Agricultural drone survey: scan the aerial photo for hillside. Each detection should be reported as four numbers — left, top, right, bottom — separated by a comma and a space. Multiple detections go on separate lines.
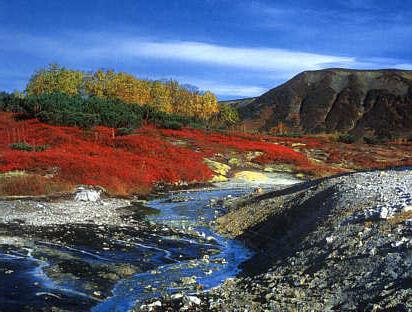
236, 69, 412, 137
219, 97, 256, 108
0, 67, 411, 197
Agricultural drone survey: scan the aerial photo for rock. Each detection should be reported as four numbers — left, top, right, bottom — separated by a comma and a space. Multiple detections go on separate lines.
208, 169, 412, 311
204, 159, 231, 176
228, 158, 241, 166
184, 295, 201, 306
140, 300, 162, 311
180, 276, 197, 285
75, 187, 101, 202
233, 171, 269, 182
254, 187, 264, 194
148, 300, 162, 308
167, 196, 191, 203
93, 291, 102, 297
211, 175, 229, 183
171, 293, 184, 300
206, 236, 216, 242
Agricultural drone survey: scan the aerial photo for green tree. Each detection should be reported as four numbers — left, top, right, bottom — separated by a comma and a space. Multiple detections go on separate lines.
215, 103, 239, 127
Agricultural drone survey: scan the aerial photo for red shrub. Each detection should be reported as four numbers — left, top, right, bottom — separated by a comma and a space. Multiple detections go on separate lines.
160, 128, 309, 166
0, 113, 212, 195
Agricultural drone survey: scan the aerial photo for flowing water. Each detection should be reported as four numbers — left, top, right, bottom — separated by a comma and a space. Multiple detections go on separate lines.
0, 172, 300, 311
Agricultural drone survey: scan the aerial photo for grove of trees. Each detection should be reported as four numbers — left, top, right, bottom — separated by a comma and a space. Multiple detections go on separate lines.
26, 65, 220, 120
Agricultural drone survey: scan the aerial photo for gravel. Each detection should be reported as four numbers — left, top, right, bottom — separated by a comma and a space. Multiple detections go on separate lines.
145, 168, 412, 311
0, 195, 134, 227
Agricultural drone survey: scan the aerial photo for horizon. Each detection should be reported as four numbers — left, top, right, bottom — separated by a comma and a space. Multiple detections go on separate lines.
1, 0, 412, 100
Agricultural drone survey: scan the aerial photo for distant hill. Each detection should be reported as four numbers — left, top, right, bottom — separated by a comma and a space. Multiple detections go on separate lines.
219, 97, 256, 108
235, 69, 412, 137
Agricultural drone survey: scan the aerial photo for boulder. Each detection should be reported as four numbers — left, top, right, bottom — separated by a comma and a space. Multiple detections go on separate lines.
74, 187, 101, 202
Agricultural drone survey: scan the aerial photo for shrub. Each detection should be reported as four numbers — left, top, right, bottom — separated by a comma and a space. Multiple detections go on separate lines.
17, 93, 203, 130
363, 136, 377, 144
10, 142, 49, 152
159, 120, 183, 130
337, 134, 356, 144
0, 92, 24, 112
213, 104, 240, 128
116, 127, 135, 136
275, 133, 303, 138
363, 135, 392, 145
0, 113, 213, 195
0, 174, 72, 196
26, 65, 219, 120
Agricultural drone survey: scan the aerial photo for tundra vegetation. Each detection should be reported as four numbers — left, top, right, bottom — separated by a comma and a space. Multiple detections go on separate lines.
0, 65, 411, 196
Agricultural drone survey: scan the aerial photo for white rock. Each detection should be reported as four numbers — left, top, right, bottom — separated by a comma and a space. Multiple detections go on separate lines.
75, 188, 101, 202
148, 300, 162, 308
171, 293, 184, 300
379, 207, 389, 219
206, 236, 216, 242
184, 295, 201, 306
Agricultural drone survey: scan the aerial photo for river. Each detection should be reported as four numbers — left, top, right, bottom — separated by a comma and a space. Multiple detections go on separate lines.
0, 172, 300, 311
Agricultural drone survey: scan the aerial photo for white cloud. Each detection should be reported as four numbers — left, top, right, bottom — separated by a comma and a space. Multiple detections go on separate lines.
116, 40, 356, 72
393, 64, 412, 70
4, 31, 412, 74
0, 31, 356, 73
191, 81, 266, 97
1, 31, 412, 98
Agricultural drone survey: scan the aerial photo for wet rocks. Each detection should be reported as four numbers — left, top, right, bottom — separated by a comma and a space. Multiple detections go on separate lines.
165, 196, 193, 203
178, 168, 412, 311
183, 295, 202, 307
180, 276, 197, 285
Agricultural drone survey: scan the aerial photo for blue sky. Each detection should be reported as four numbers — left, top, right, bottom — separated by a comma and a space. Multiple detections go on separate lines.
0, 0, 411, 99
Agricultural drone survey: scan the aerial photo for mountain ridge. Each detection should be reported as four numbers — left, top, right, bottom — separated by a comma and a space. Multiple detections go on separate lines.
232, 68, 412, 137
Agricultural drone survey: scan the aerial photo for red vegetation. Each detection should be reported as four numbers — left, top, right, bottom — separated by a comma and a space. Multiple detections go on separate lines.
5, 112, 404, 196
159, 128, 310, 166
0, 113, 212, 195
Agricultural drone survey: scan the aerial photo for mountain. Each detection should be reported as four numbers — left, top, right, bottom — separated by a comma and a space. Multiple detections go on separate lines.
236, 69, 412, 137
219, 97, 256, 108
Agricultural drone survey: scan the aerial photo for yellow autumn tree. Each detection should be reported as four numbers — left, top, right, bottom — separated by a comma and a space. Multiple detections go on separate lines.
26, 66, 220, 120
150, 80, 173, 113
26, 64, 84, 96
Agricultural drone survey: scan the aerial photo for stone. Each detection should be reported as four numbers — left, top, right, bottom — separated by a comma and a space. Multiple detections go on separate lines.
171, 293, 184, 300
75, 187, 101, 202
180, 276, 197, 285
184, 295, 201, 306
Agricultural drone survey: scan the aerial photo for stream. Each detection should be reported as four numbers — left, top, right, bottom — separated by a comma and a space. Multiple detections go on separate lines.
0, 172, 300, 312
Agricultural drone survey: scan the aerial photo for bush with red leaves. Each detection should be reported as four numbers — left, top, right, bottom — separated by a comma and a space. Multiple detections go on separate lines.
159, 128, 310, 166
0, 113, 212, 195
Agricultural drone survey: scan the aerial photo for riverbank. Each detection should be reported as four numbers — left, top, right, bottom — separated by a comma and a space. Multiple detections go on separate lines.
0, 172, 304, 311
0, 195, 201, 311
144, 168, 412, 311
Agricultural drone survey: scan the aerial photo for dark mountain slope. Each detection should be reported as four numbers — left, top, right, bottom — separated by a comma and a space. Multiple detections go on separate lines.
238, 69, 412, 137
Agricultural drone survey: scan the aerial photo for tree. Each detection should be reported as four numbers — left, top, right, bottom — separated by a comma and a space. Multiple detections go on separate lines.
25, 66, 220, 121
215, 103, 240, 127
26, 64, 84, 96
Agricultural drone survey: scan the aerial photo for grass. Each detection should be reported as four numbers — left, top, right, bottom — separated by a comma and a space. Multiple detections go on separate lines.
0, 173, 73, 196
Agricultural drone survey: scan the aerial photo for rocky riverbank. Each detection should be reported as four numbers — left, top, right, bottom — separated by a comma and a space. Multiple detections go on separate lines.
143, 168, 412, 311
0, 190, 218, 311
